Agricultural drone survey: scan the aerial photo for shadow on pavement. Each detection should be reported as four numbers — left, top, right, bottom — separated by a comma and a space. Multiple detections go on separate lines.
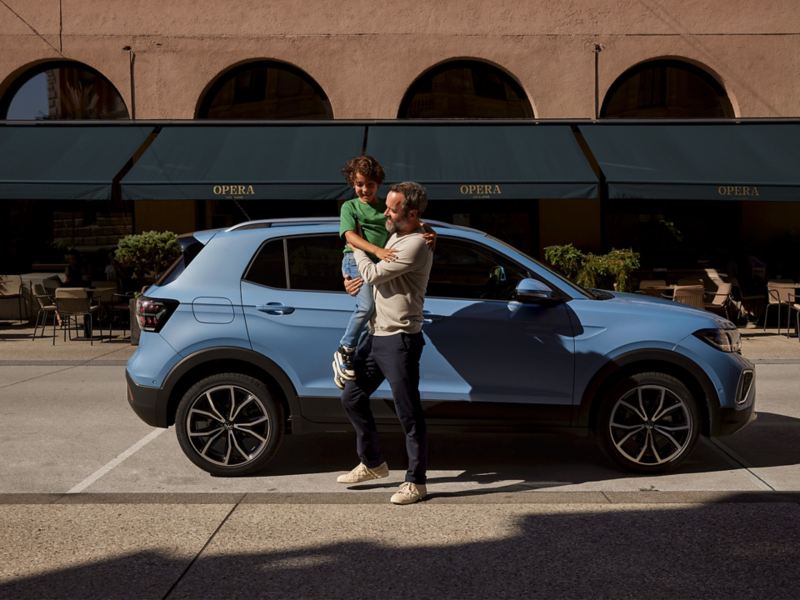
252, 409, 799, 492
1, 494, 798, 599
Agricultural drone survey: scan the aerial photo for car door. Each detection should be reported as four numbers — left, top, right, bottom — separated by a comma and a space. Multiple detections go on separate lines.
240, 233, 395, 422
419, 236, 576, 425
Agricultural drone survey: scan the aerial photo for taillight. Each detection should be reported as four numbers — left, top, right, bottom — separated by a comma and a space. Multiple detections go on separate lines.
135, 297, 179, 333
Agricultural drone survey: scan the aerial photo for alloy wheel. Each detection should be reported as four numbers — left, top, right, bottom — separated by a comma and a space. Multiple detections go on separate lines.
608, 384, 694, 467
185, 384, 271, 468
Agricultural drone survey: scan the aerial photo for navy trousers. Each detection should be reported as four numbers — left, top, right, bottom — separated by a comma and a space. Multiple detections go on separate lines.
340, 332, 427, 484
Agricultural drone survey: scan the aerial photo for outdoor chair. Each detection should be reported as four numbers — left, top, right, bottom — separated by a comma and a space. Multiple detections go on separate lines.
108, 292, 133, 339
90, 282, 117, 340
31, 283, 57, 339
704, 282, 733, 320
638, 279, 666, 296
763, 281, 796, 335
671, 284, 705, 309
0, 274, 26, 322
677, 278, 704, 286
53, 287, 98, 345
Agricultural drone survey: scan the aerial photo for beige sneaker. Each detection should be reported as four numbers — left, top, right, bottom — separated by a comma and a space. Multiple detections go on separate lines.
390, 482, 427, 505
336, 462, 389, 484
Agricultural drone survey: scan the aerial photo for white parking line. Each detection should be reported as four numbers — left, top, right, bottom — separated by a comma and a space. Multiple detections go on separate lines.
67, 428, 166, 494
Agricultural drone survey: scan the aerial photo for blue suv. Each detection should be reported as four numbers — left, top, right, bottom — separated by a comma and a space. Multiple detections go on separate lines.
126, 218, 756, 476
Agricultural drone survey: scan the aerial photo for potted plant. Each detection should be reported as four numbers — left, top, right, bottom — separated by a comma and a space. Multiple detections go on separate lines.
113, 231, 180, 344
544, 244, 640, 292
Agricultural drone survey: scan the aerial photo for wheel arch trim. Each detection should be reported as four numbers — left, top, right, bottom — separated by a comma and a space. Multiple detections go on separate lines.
577, 349, 720, 436
161, 347, 300, 427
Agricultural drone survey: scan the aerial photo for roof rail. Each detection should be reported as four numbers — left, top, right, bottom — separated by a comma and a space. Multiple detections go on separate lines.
225, 216, 484, 235
422, 219, 487, 235
226, 217, 340, 231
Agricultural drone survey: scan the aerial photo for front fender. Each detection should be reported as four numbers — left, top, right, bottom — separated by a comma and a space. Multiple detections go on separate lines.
575, 347, 720, 433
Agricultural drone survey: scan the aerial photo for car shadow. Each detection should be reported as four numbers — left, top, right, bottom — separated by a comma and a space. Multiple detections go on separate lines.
257, 409, 799, 491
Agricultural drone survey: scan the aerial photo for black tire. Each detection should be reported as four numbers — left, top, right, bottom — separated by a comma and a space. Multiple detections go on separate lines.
175, 372, 283, 476
596, 371, 700, 473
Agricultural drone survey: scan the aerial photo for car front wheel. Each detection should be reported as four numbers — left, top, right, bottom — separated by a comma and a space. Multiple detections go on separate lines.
175, 373, 283, 476
597, 372, 700, 473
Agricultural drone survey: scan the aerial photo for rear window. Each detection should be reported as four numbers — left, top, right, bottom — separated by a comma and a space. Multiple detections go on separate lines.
243, 234, 343, 291
155, 236, 205, 286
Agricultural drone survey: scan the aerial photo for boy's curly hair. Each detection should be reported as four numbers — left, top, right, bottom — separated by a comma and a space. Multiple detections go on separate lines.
342, 155, 385, 185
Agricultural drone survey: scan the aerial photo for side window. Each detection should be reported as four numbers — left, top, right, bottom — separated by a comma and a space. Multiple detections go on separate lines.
428, 237, 531, 300
244, 238, 287, 288
286, 234, 343, 291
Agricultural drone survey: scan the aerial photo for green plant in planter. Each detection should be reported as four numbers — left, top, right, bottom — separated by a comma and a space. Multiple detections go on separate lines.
114, 230, 180, 292
544, 244, 640, 292
543, 243, 584, 281
605, 248, 640, 292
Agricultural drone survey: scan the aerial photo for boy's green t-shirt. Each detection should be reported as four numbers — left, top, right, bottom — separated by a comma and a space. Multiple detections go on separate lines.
339, 197, 389, 254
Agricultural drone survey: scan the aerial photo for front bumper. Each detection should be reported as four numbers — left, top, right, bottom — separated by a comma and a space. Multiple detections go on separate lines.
712, 366, 757, 436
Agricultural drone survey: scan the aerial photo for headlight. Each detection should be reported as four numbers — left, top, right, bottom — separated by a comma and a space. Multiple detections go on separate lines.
693, 327, 742, 353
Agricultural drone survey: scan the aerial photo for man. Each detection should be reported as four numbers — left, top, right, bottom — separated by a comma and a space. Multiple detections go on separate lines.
336, 181, 434, 505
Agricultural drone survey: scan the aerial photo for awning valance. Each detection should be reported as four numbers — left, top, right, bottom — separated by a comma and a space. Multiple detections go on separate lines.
578, 122, 800, 201
120, 124, 366, 201
0, 124, 154, 200
365, 123, 599, 200
5, 121, 800, 204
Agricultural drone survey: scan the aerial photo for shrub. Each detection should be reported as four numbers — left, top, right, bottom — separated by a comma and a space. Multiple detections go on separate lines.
114, 230, 180, 290
544, 244, 640, 292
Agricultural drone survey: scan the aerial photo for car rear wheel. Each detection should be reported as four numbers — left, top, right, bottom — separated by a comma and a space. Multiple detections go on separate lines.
597, 372, 700, 473
175, 373, 283, 476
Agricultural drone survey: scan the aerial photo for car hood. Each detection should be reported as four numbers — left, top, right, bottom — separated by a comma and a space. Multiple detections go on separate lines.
593, 290, 733, 327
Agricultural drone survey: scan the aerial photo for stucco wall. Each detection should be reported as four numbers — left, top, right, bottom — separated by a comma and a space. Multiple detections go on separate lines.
2, 0, 799, 119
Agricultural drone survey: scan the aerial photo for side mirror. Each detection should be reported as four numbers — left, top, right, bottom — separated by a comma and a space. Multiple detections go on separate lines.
514, 278, 560, 304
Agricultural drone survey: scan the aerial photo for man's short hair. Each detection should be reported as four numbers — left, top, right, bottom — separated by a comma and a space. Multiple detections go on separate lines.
390, 181, 428, 215
342, 155, 385, 185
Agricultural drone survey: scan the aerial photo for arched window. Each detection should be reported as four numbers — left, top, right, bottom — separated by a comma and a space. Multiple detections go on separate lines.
601, 59, 733, 119
197, 61, 332, 119
399, 60, 533, 119
0, 61, 128, 120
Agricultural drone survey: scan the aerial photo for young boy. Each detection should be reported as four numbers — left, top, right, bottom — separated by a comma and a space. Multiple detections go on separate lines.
333, 155, 393, 388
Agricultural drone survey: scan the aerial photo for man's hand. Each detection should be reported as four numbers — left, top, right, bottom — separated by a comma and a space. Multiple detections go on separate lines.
375, 247, 397, 262
421, 222, 437, 251
344, 275, 364, 296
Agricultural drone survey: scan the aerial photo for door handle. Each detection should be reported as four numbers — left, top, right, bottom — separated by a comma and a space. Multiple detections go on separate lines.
422, 311, 444, 324
258, 302, 295, 315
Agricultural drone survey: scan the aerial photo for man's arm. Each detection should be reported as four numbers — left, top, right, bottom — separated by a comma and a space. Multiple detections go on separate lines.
354, 238, 426, 286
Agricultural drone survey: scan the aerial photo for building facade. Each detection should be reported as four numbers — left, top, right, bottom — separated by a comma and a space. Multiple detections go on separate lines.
2, 0, 799, 278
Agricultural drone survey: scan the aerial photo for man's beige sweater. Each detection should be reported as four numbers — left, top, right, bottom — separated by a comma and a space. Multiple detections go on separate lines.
353, 229, 433, 336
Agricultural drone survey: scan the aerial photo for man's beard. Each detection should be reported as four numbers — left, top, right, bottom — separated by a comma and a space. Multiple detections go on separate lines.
385, 212, 408, 234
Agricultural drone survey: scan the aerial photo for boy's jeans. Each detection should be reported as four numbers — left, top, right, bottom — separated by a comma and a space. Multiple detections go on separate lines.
339, 253, 374, 349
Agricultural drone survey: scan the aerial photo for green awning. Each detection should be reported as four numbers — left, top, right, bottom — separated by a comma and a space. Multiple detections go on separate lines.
0, 124, 154, 200
120, 124, 365, 201
365, 124, 598, 199
579, 122, 800, 201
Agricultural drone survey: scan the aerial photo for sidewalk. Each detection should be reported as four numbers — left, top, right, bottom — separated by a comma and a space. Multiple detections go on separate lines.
0, 323, 135, 363
1, 322, 799, 363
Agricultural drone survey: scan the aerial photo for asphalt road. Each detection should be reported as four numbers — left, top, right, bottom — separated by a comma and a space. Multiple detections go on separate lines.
0, 362, 797, 495
0, 360, 798, 598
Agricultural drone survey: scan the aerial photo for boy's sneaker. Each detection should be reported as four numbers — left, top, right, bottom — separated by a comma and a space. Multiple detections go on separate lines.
390, 482, 427, 505
333, 345, 356, 380
336, 462, 389, 484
